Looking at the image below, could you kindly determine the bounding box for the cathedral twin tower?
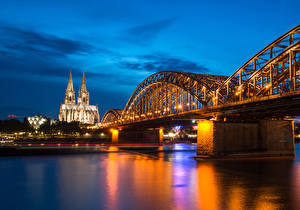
[59,72,100,124]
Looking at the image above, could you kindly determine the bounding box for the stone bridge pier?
[195,119,295,159]
[109,127,162,144]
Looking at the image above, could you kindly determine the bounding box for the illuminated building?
[59,71,100,124]
[27,115,47,129]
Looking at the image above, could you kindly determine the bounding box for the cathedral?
[59,72,100,124]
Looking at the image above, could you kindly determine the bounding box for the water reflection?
[197,164,219,210]
[106,153,118,210]
[0,145,299,209]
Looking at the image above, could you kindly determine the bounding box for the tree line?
[0,119,81,134]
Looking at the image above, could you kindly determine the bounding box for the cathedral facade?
[59,72,100,124]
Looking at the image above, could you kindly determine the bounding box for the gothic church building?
[59,72,100,124]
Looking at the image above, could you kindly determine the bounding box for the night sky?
[0,0,299,119]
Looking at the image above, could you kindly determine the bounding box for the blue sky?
[0,0,299,119]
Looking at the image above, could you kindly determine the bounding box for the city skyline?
[0,0,299,119]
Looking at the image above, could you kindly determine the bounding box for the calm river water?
[0,144,300,210]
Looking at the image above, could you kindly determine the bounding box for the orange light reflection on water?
[105,153,119,210]
[107,146,119,152]
[197,164,219,210]
[101,151,292,209]
[228,184,245,210]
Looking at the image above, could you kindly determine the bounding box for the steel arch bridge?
[101,24,300,127]
[101,109,122,125]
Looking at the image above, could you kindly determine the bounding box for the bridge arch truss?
[214,25,300,105]
[101,25,300,127]
[121,71,227,123]
[101,109,122,127]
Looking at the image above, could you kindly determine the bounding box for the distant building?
[27,115,47,129]
[58,72,100,124]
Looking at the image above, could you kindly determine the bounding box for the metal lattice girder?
[101,109,122,126]
[214,24,300,105]
[121,71,227,123]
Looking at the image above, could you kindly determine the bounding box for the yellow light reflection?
[197,164,219,210]
[254,187,279,210]
[106,153,118,210]
[107,146,119,152]
[228,184,245,210]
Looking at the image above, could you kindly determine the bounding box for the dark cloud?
[0,45,140,89]
[118,53,210,73]
[126,18,176,44]
[0,24,114,81]
[0,25,94,57]
[0,23,132,85]
[0,51,111,80]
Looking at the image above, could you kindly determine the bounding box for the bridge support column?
[196,120,215,157]
[195,119,295,159]
[159,128,164,143]
[111,129,119,144]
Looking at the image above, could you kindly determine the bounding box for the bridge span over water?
[101,24,300,158]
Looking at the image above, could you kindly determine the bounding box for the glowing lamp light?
[174,125,183,131]
[178,104,182,109]
[168,132,176,137]
[198,120,213,132]
[110,129,118,133]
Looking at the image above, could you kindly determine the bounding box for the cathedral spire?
[78,71,89,105]
[64,71,76,105]
[67,71,74,91]
[80,71,87,91]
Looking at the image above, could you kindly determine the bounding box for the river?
[0,144,299,210]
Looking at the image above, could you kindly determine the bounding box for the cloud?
[0,23,114,81]
[0,25,94,57]
[118,53,210,73]
[126,18,176,44]
[0,46,141,89]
